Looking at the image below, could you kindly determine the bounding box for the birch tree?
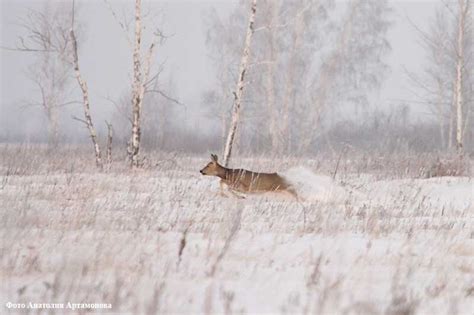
[70,2,103,168]
[264,1,279,153]
[408,9,454,150]
[409,0,472,152]
[454,0,470,153]
[205,0,331,155]
[276,1,317,154]
[289,0,391,153]
[5,1,106,166]
[106,0,168,167]
[222,0,257,167]
[206,0,390,155]
[6,2,75,146]
[129,0,144,166]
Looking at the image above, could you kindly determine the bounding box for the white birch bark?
[222,0,257,167]
[70,29,103,168]
[436,78,446,149]
[129,0,143,167]
[455,0,468,153]
[449,83,456,149]
[128,0,158,167]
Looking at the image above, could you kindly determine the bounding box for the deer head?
[200,154,224,177]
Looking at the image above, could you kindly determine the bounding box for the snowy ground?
[1,149,473,314]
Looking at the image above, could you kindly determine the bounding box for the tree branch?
[103,0,133,46]
[145,89,185,106]
[71,115,88,125]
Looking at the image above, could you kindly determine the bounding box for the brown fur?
[200,154,297,198]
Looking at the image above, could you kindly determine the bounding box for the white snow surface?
[1,157,473,314]
[282,166,349,201]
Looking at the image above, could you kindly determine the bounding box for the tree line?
[3,0,472,168]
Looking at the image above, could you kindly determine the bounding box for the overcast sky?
[0,0,440,141]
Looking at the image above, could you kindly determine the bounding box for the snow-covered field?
[1,149,473,314]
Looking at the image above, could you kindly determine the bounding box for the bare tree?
[4,1,107,166]
[269,1,315,154]
[296,0,391,153]
[203,6,243,149]
[206,0,329,155]
[205,0,390,156]
[222,0,258,167]
[128,0,173,167]
[70,2,103,168]
[454,0,470,153]
[264,1,279,153]
[105,121,113,166]
[6,2,75,146]
[104,0,168,166]
[129,0,146,167]
[142,76,179,149]
[408,0,472,152]
[267,0,334,154]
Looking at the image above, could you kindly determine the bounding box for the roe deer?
[200,154,297,198]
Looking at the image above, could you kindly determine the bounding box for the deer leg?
[219,181,230,198]
[219,181,245,199]
[228,189,246,199]
[286,187,300,201]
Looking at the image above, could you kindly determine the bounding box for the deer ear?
[211,154,218,162]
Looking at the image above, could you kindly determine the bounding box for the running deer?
[200,154,297,199]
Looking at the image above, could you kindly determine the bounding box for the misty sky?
[0,0,440,141]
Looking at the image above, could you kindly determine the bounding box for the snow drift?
[282,166,348,202]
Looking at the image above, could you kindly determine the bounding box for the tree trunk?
[70,29,103,169]
[265,2,278,154]
[105,121,113,167]
[435,78,446,149]
[221,113,227,148]
[448,83,456,149]
[280,10,304,154]
[300,1,358,153]
[222,0,257,167]
[455,0,467,154]
[129,0,143,167]
[128,0,157,167]
[47,106,59,147]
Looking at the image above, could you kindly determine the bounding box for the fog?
[1,2,473,311]
[1,0,229,141]
[0,0,471,153]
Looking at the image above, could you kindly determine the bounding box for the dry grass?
[0,145,473,314]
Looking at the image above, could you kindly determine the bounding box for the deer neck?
[217,165,230,180]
